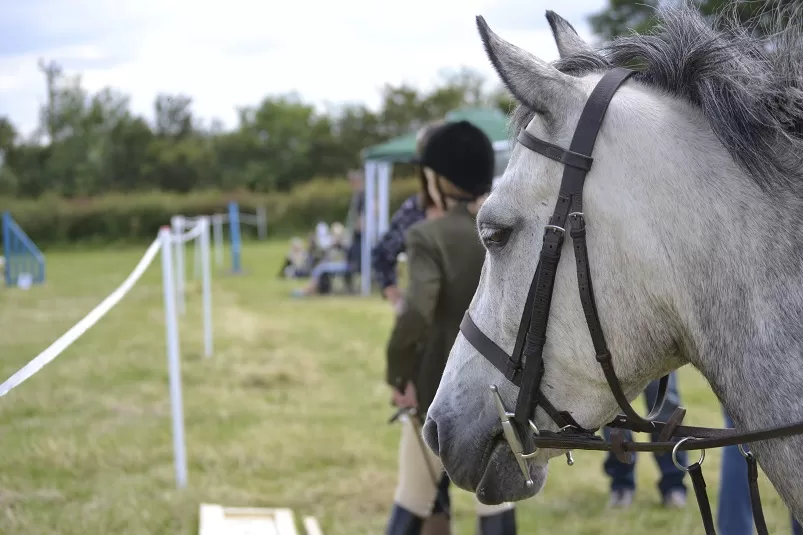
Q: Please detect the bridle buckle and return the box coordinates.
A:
[490,385,541,487]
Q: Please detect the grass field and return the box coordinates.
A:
[0,240,796,534]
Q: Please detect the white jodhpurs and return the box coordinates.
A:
[393,416,515,518]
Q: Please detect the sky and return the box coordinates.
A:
[0,0,609,137]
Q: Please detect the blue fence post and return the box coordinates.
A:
[2,211,45,288]
[228,201,242,274]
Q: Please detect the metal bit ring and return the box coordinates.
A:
[672,437,705,472]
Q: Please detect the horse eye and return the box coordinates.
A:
[479,225,512,248]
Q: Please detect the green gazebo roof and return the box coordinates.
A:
[362,107,511,163]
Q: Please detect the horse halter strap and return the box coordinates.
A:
[460,67,656,446]
[458,67,803,535]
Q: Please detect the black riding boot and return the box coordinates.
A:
[422,473,452,535]
[385,504,424,535]
[477,508,516,535]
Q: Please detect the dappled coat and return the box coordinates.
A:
[385,202,486,416]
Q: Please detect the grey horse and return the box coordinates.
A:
[422,3,803,520]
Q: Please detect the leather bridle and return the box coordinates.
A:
[459,67,803,534]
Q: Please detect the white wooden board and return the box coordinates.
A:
[199,504,322,535]
[302,517,323,535]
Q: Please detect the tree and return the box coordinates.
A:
[589,0,795,41]
[35,65,92,196]
[488,87,516,117]
[0,118,19,195]
[588,0,661,41]
[37,59,62,144]
[154,94,195,139]
[1,59,517,199]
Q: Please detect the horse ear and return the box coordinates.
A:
[476,16,584,116]
[545,10,593,58]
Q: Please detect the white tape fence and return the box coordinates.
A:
[0,216,216,489]
[170,214,215,348]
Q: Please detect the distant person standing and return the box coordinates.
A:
[345,169,365,273]
[374,121,450,534]
[342,169,366,291]
[384,120,516,535]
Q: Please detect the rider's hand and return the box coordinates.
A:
[383,285,402,305]
[391,382,418,409]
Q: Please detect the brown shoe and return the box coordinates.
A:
[421,512,451,535]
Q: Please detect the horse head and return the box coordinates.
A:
[423,4,803,514]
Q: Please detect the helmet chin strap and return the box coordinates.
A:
[423,167,446,211]
[423,167,482,212]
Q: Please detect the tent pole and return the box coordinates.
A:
[378,162,391,236]
[361,161,377,296]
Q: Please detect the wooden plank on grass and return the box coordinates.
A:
[272,508,299,535]
[302,516,324,535]
[199,504,302,535]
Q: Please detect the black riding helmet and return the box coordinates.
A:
[419,120,495,199]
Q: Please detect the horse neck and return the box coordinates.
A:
[671,185,803,513]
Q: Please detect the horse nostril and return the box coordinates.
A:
[422,418,440,456]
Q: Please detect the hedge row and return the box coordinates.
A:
[0,177,421,248]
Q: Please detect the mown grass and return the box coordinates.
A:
[0,240,795,534]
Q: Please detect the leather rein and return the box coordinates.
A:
[458,67,803,534]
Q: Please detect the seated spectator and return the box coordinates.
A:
[291,222,354,296]
[278,238,311,278]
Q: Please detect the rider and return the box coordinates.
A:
[384,120,517,535]
[374,120,450,534]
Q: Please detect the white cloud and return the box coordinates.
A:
[0,0,607,137]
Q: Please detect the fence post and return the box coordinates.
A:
[213,214,224,268]
[171,216,186,314]
[256,206,267,240]
[158,226,188,490]
[200,217,213,358]
[228,202,242,274]
[193,233,201,281]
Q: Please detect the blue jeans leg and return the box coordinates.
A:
[603,426,636,492]
[719,410,803,535]
[602,373,687,497]
[644,372,687,497]
[717,409,754,535]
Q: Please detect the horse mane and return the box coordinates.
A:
[510,3,803,191]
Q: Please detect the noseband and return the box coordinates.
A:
[460,67,803,535]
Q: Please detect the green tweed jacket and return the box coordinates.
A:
[385,202,486,416]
